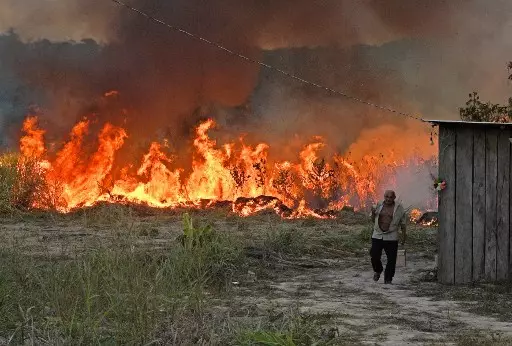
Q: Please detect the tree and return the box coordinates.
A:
[459,62,512,123]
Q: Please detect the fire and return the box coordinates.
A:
[16,112,435,217]
[20,116,45,159]
[410,208,438,226]
[409,208,423,223]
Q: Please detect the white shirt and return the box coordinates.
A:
[372,201,406,241]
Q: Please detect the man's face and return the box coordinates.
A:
[384,192,396,205]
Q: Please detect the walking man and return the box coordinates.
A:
[370,190,407,284]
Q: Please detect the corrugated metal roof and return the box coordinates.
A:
[422,119,512,127]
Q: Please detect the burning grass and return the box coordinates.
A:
[3,115,437,218]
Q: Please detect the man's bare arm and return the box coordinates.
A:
[371,203,379,223]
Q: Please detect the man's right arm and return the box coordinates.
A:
[371,202,380,223]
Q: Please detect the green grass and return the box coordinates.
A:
[235,309,341,346]
[263,228,309,256]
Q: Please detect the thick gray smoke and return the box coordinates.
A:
[1,0,510,139]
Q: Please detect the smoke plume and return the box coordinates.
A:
[1,0,511,207]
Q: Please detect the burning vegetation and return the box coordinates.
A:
[6,103,436,218]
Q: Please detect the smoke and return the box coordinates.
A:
[0,0,511,207]
[0,0,117,43]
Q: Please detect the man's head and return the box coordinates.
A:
[383,190,396,205]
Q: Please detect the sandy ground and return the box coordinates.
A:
[230,254,512,345]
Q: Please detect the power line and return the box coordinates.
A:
[110,0,423,122]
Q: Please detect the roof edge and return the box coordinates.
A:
[422,119,512,126]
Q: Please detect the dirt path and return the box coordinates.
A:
[237,254,512,345]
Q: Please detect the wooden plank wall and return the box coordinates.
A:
[438,126,456,284]
[497,130,510,280]
[485,129,498,281]
[438,124,512,284]
[455,128,473,283]
[473,130,486,281]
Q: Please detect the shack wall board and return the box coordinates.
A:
[437,123,512,284]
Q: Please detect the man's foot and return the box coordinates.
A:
[373,272,381,282]
[384,279,392,284]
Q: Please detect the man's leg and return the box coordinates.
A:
[383,240,399,283]
[370,238,384,280]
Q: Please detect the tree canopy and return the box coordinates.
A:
[459,62,512,123]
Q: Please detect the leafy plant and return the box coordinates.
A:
[460,92,511,123]
[236,310,328,346]
[459,62,512,123]
[181,212,214,250]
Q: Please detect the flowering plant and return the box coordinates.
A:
[433,177,447,191]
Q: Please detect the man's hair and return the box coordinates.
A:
[384,190,396,198]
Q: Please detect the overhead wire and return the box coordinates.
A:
[110,0,425,122]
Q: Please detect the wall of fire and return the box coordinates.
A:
[436,121,512,284]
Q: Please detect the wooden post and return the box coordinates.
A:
[438,126,456,284]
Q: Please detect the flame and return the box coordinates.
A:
[16,113,436,217]
[410,208,423,222]
[20,116,45,159]
[410,208,438,226]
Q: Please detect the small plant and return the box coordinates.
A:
[170,213,243,293]
[181,212,214,250]
[236,309,330,346]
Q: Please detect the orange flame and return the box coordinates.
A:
[17,114,435,217]
[20,116,45,159]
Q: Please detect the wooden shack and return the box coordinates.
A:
[426,120,512,284]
